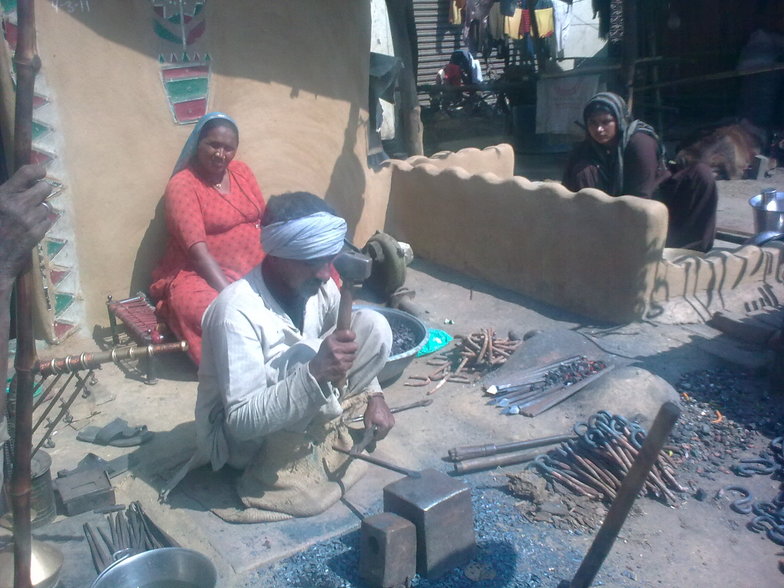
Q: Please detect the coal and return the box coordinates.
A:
[242,471,648,587]
[390,317,420,356]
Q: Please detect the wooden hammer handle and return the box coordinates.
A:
[336,283,353,332]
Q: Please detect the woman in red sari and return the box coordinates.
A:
[150,113,265,364]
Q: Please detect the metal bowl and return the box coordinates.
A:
[749,190,784,234]
[369,306,429,386]
[0,539,64,588]
[90,547,216,588]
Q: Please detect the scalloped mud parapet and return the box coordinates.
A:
[364,144,784,325]
[649,243,784,323]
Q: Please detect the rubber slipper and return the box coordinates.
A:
[77,417,153,447]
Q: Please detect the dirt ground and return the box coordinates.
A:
[3,137,784,586]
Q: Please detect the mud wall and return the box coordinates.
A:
[650,244,784,323]
[383,161,670,323]
[1,0,382,335]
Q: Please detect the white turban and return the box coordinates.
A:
[261,211,347,260]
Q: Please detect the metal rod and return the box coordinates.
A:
[348,398,432,422]
[521,366,615,417]
[332,445,421,478]
[448,433,575,462]
[32,373,63,412]
[31,372,75,436]
[484,356,583,395]
[31,372,91,459]
[564,402,680,588]
[634,62,784,93]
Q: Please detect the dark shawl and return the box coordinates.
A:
[576,92,666,196]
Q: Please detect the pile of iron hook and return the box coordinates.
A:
[526,410,686,505]
[718,436,784,546]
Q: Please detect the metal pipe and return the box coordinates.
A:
[11,1,40,585]
[563,402,680,588]
[448,433,574,462]
[35,341,188,376]
[453,449,540,474]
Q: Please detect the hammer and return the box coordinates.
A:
[333,249,373,331]
[332,250,373,389]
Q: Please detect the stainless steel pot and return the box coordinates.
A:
[0,540,63,588]
[90,547,216,588]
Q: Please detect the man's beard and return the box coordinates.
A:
[299,278,325,299]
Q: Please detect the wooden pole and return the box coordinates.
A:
[10,1,40,587]
[622,0,639,110]
[385,0,423,156]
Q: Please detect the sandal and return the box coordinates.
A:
[77,417,153,447]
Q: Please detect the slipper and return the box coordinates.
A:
[77,417,153,447]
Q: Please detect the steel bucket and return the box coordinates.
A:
[90,547,216,588]
[369,306,428,386]
[749,189,784,234]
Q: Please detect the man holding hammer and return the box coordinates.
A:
[163,192,394,520]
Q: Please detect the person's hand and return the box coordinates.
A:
[309,329,358,385]
[363,393,395,440]
[0,164,53,282]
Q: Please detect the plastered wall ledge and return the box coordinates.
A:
[385,162,667,323]
[404,143,515,178]
[647,242,784,324]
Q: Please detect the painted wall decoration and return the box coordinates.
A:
[151,0,210,124]
[1,0,83,343]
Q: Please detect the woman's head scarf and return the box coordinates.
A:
[582,92,665,196]
[171,112,238,177]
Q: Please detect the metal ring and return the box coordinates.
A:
[41,200,53,214]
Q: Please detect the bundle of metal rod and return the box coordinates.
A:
[35,341,188,376]
[526,411,686,506]
[82,501,178,573]
[406,328,523,394]
[486,357,611,417]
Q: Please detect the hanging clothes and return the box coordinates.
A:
[505,8,523,40]
[519,9,531,37]
[592,0,611,40]
[462,0,495,55]
[534,7,554,38]
[608,0,623,43]
[536,74,600,135]
[500,0,517,17]
[553,0,572,55]
[488,1,505,40]
[450,0,463,26]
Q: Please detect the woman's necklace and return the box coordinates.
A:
[212,170,262,228]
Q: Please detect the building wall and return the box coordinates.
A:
[0,1,377,335]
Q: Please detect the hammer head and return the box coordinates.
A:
[333,250,372,284]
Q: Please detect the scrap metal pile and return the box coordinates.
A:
[406,328,522,394]
[484,355,612,417]
[718,436,784,546]
[526,411,687,506]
